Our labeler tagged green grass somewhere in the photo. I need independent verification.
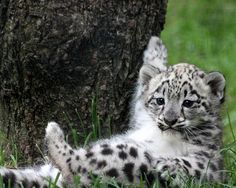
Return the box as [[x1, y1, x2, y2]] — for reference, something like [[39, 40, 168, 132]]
[[1, 0, 236, 187]]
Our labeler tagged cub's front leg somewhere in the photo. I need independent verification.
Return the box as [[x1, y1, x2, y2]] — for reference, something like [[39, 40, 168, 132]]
[[153, 153, 224, 187]]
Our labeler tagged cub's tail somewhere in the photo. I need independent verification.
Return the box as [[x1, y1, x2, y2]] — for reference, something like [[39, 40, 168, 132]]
[[0, 164, 62, 188]]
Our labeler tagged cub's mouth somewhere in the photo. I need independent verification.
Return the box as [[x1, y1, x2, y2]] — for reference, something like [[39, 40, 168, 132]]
[[158, 123, 183, 132]]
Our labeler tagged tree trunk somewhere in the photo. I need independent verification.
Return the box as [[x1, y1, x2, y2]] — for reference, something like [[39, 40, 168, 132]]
[[0, 0, 167, 162]]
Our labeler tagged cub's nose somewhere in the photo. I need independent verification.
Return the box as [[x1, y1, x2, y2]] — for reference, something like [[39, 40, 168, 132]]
[[164, 118, 177, 126]]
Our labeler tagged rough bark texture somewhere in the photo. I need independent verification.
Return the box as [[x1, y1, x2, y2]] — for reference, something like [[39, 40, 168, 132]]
[[0, 0, 167, 161]]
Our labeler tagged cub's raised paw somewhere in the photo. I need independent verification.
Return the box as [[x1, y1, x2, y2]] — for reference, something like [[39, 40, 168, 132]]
[[154, 158, 187, 187], [46, 122, 64, 143], [143, 36, 167, 71]]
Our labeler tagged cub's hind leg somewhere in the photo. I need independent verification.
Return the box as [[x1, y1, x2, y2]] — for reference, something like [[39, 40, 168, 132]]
[[0, 164, 62, 188], [45, 122, 156, 187]]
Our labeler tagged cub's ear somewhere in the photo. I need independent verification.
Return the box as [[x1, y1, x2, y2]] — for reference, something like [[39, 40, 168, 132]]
[[204, 72, 225, 102], [139, 64, 160, 85], [143, 36, 168, 71]]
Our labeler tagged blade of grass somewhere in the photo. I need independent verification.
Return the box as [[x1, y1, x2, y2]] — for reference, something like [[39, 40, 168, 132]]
[[227, 111, 235, 141]]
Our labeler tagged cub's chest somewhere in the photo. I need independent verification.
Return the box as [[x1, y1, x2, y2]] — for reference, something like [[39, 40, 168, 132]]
[[147, 135, 200, 157], [127, 126, 200, 157]]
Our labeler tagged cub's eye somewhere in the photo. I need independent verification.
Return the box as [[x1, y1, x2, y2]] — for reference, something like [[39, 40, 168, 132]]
[[183, 100, 194, 108], [156, 98, 165, 105]]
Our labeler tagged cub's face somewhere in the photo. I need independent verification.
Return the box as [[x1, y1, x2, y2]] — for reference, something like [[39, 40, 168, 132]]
[[143, 63, 225, 137]]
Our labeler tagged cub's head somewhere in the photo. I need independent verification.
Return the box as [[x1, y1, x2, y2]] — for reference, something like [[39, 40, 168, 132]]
[[139, 62, 225, 139]]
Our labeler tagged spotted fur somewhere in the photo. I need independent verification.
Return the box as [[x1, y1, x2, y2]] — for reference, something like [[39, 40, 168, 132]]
[[0, 37, 225, 187], [0, 164, 62, 188]]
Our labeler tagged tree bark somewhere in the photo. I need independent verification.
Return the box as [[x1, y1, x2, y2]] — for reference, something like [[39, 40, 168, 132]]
[[0, 0, 167, 162]]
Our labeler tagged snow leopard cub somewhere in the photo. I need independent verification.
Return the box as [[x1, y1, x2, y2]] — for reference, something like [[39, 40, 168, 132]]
[[45, 37, 225, 187]]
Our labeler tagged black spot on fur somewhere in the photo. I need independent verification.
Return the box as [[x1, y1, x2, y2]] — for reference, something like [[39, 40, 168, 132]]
[[87, 175, 92, 180], [139, 163, 148, 179], [119, 151, 127, 160], [90, 159, 97, 165], [55, 145, 59, 149], [129, 147, 138, 158], [184, 90, 187, 97], [182, 159, 192, 168], [76, 155, 80, 160], [144, 152, 152, 164], [123, 163, 134, 182], [146, 173, 156, 187], [77, 166, 81, 172], [139, 164, 148, 174], [101, 148, 113, 155], [101, 144, 109, 148], [31, 181, 40, 188], [64, 145, 67, 149], [202, 102, 209, 110], [172, 173, 177, 178], [162, 165, 169, 171], [197, 162, 204, 169], [183, 166, 189, 174], [209, 174, 214, 181], [82, 168, 87, 173], [210, 163, 217, 171], [207, 144, 217, 150], [2, 172, 16, 186], [196, 151, 211, 158], [66, 158, 71, 163], [86, 152, 94, 158], [174, 158, 180, 162], [106, 168, 119, 178], [116, 144, 125, 149], [195, 170, 201, 179], [97, 160, 107, 169], [68, 163, 74, 174], [69, 150, 74, 155], [21, 178, 30, 188], [193, 139, 202, 145]]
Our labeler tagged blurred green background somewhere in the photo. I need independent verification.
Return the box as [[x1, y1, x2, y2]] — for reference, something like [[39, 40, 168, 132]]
[[162, 0, 236, 144]]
